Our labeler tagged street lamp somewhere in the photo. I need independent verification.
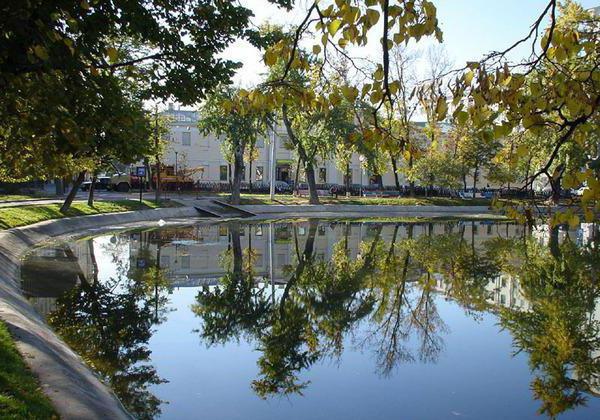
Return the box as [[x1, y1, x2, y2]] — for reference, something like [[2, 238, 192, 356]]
[[358, 155, 365, 197], [269, 126, 276, 200], [174, 151, 178, 194]]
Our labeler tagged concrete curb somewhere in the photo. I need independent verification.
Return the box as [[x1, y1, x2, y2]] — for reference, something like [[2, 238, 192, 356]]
[[0, 206, 199, 419], [241, 204, 494, 215]]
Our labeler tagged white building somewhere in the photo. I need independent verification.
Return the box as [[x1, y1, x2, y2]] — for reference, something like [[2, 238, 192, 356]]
[[162, 105, 427, 187]]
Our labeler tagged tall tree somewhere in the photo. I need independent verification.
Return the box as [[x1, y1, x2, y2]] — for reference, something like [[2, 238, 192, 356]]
[[198, 87, 271, 205]]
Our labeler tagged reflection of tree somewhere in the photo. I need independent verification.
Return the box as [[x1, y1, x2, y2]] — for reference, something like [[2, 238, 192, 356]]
[[499, 235, 600, 418], [48, 237, 168, 419], [367, 223, 447, 375], [404, 225, 500, 313], [193, 222, 271, 345]]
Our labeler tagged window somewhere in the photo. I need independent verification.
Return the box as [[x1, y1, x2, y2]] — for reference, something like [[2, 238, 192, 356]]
[[220, 165, 228, 181], [256, 166, 264, 181], [319, 167, 327, 183], [182, 131, 191, 146], [256, 138, 265, 148], [181, 255, 190, 269], [241, 166, 246, 181]]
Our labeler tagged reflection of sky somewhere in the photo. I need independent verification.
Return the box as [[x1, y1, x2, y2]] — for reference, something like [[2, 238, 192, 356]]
[[94, 235, 131, 293], [147, 287, 546, 420]]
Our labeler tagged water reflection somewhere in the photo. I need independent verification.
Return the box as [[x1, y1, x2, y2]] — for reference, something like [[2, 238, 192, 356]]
[[21, 220, 600, 419]]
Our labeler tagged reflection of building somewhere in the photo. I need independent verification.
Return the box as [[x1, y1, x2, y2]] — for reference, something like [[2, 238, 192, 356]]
[[22, 240, 96, 318], [128, 221, 526, 287]]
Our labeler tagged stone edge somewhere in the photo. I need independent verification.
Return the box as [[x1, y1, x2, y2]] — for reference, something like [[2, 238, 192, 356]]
[[0, 206, 199, 420]]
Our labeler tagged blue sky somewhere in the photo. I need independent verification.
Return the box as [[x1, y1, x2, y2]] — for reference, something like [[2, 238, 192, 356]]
[[225, 0, 598, 86]]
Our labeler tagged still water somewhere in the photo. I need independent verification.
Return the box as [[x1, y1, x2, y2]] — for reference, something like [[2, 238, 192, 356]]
[[21, 219, 600, 419]]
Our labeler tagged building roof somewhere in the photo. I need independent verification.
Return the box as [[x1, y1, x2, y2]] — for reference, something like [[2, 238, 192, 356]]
[[162, 109, 198, 123]]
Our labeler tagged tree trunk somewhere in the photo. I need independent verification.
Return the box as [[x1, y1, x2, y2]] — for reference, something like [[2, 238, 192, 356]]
[[304, 161, 319, 205], [293, 156, 301, 194], [231, 146, 244, 205], [249, 157, 253, 193], [282, 104, 319, 204], [472, 162, 479, 195], [408, 154, 415, 197], [60, 171, 86, 213], [87, 173, 97, 206], [144, 158, 153, 191], [345, 162, 351, 196], [155, 159, 161, 204], [390, 154, 401, 193]]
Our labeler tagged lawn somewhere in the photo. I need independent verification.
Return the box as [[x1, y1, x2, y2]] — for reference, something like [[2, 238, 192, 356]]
[[0, 194, 52, 202], [231, 193, 494, 207], [0, 199, 181, 230], [0, 321, 58, 419]]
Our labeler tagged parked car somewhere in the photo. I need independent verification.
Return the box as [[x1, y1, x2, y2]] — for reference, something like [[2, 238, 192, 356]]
[[274, 181, 292, 193], [81, 176, 111, 191]]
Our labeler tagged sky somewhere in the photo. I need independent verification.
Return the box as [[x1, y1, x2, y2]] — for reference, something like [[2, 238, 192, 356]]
[[222, 0, 599, 86]]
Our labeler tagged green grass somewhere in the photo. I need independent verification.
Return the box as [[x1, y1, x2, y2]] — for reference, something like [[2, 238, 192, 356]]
[[232, 193, 494, 207], [0, 194, 53, 202], [0, 321, 58, 419], [0, 199, 181, 230]]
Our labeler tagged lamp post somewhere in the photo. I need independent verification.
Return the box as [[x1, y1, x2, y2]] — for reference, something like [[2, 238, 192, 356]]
[[174, 151, 178, 194], [269, 126, 276, 200], [358, 154, 365, 197]]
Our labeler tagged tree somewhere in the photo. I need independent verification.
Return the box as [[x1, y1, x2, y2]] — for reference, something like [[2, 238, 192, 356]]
[[455, 0, 600, 215], [381, 46, 420, 195], [198, 86, 271, 205], [455, 123, 502, 193], [0, 0, 291, 204], [57, 73, 153, 212], [407, 149, 461, 194]]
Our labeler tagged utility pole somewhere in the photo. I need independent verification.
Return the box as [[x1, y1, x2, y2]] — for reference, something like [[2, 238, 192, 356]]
[[269, 126, 277, 200], [154, 105, 161, 204]]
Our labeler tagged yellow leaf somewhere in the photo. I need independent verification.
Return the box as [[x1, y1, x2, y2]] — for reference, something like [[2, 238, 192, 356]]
[[312, 45, 321, 55], [33, 45, 49, 61], [435, 97, 448, 120], [464, 70, 474, 85], [106, 47, 118, 63], [327, 20, 342, 36], [365, 9, 380, 26], [341, 85, 358, 102]]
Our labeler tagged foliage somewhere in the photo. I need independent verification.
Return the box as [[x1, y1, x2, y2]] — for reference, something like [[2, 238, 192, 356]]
[[198, 86, 271, 204]]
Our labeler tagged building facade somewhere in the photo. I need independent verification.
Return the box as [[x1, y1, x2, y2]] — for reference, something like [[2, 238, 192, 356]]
[[162, 105, 423, 187]]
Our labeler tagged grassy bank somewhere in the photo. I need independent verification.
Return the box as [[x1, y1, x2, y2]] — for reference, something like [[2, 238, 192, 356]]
[[0, 321, 58, 419], [0, 199, 181, 230], [230, 194, 494, 207]]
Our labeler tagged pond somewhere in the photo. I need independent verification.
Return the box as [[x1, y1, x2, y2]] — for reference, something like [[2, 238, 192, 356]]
[[20, 219, 600, 419]]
